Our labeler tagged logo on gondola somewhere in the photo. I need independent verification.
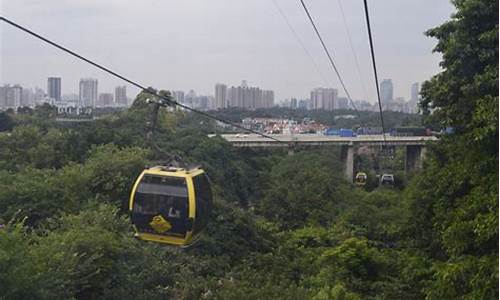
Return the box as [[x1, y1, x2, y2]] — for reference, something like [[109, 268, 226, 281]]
[[150, 215, 172, 233]]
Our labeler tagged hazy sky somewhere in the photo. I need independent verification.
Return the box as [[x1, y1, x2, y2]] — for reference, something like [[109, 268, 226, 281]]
[[1, 0, 455, 102]]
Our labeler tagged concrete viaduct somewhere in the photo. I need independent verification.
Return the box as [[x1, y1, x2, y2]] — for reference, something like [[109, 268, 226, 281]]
[[213, 134, 438, 180]]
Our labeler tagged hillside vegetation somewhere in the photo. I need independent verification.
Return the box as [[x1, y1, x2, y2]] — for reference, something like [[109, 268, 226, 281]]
[[0, 0, 497, 299]]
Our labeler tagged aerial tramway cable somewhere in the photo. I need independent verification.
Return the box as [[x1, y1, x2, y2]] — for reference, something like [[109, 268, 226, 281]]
[[271, 0, 330, 87], [336, 0, 370, 104], [298, 0, 361, 118], [361, 0, 388, 144], [0, 15, 232, 247], [0, 16, 284, 144]]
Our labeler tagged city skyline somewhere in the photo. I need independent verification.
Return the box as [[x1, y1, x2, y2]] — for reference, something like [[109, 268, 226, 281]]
[[0, 72, 420, 113], [0, 75, 132, 109], [2, 0, 454, 101], [0, 76, 420, 114], [1, 76, 420, 106]]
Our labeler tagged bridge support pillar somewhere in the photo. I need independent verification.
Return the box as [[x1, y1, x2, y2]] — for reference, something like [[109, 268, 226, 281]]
[[405, 145, 426, 173], [341, 144, 354, 181]]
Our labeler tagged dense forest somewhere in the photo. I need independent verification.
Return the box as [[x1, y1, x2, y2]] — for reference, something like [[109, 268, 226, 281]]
[[0, 0, 497, 299]]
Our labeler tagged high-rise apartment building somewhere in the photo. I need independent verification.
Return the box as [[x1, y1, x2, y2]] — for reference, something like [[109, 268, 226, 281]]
[[226, 81, 273, 109], [21, 88, 35, 107], [47, 77, 62, 102], [408, 82, 420, 114], [226, 86, 239, 108], [10, 85, 22, 108], [79, 78, 98, 107], [0, 86, 7, 108], [410, 82, 419, 102], [310, 88, 337, 111], [0, 85, 23, 108], [215, 83, 227, 109], [262, 90, 274, 108], [380, 79, 393, 103], [115, 86, 127, 106]]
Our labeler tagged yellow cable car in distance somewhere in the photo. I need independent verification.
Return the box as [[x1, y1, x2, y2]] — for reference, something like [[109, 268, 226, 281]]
[[129, 166, 212, 247], [355, 172, 368, 186]]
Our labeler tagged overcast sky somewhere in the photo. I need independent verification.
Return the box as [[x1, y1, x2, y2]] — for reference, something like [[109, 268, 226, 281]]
[[1, 0, 455, 102]]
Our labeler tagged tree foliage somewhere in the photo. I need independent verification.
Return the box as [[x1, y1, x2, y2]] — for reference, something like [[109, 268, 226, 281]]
[[0, 2, 497, 298], [410, 0, 498, 297]]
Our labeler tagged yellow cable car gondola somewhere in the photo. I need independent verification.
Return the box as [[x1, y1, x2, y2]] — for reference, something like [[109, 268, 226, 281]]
[[355, 172, 367, 186], [129, 166, 212, 247]]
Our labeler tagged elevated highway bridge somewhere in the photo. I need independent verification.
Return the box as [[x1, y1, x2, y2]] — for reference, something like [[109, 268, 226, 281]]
[[212, 134, 439, 180], [217, 134, 436, 147]]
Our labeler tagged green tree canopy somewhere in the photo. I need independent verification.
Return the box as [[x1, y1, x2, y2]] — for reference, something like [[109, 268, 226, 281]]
[[408, 0, 498, 298]]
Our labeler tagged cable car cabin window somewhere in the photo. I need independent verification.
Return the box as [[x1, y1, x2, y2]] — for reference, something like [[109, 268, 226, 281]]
[[192, 174, 212, 235], [133, 175, 189, 237]]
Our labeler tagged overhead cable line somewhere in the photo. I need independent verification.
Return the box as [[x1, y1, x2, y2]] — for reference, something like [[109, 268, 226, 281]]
[[271, 0, 330, 87], [361, 0, 387, 143], [0, 16, 284, 143], [298, 0, 360, 118], [336, 0, 370, 103]]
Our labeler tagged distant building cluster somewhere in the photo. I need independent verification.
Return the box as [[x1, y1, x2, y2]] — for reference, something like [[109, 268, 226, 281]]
[[279, 80, 420, 114], [309, 87, 350, 111], [1, 76, 421, 114], [172, 90, 215, 111], [214, 81, 274, 110], [171, 81, 274, 111], [0, 77, 131, 111], [378, 79, 420, 113], [310, 88, 336, 110], [0, 84, 46, 108], [276, 79, 420, 114], [242, 117, 326, 134]]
